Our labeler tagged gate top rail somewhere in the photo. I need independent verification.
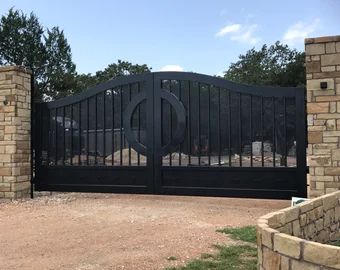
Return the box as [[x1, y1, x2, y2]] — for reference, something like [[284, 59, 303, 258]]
[[42, 72, 304, 109]]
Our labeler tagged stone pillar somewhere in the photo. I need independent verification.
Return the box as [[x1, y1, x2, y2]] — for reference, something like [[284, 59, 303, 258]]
[[306, 35, 340, 197], [0, 66, 31, 199]]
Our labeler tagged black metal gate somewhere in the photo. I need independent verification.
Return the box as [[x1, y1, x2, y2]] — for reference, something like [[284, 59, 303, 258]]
[[33, 72, 306, 199]]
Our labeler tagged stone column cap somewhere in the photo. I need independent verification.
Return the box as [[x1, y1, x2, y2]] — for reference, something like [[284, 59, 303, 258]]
[[0, 65, 32, 74], [305, 35, 340, 44]]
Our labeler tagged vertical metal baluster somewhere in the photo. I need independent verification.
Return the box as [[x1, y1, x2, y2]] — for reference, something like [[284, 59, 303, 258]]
[[63, 106, 66, 165], [178, 81, 182, 166], [120, 87, 123, 166], [137, 83, 141, 166], [111, 89, 115, 166], [273, 97, 276, 167], [95, 95, 98, 165], [87, 98, 89, 165], [198, 82, 201, 166], [228, 91, 231, 167], [128, 85, 131, 166], [218, 87, 221, 166], [161, 81, 164, 165], [169, 80, 172, 166], [70, 104, 73, 165], [188, 81, 191, 165], [47, 109, 50, 166], [78, 102, 81, 165], [261, 97, 264, 167], [239, 93, 242, 167], [250, 95, 253, 167], [208, 85, 211, 166], [103, 91, 106, 165], [283, 97, 287, 167], [38, 106, 43, 167]]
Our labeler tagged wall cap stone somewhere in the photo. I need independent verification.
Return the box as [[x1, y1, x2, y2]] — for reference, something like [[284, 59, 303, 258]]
[[305, 35, 340, 44], [0, 65, 32, 74]]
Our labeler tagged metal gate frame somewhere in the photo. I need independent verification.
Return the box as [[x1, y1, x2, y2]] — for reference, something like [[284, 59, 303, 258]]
[[33, 72, 307, 199]]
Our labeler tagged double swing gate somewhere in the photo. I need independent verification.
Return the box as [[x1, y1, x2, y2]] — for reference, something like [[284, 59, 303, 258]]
[[33, 72, 307, 199]]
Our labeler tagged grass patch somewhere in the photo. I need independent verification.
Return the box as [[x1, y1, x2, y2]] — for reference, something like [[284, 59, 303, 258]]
[[165, 244, 257, 270], [329, 240, 340, 247], [216, 226, 257, 244], [165, 226, 258, 270]]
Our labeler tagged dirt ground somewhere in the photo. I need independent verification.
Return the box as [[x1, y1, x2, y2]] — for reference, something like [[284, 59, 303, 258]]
[[0, 193, 289, 270]]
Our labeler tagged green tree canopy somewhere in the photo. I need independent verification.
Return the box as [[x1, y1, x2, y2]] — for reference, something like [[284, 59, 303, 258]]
[[0, 9, 152, 100], [72, 60, 151, 94], [0, 8, 76, 100], [223, 41, 305, 87]]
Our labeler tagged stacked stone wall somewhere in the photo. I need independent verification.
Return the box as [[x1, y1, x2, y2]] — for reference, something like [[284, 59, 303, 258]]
[[306, 35, 340, 197], [257, 190, 340, 269], [0, 66, 31, 199]]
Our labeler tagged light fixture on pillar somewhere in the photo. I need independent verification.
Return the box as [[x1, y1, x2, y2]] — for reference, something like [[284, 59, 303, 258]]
[[320, 82, 328, 90]]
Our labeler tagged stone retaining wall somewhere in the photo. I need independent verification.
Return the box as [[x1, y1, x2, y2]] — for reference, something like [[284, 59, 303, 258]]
[[257, 190, 340, 269]]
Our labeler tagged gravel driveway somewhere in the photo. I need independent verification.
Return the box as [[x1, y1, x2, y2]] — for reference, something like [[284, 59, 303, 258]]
[[0, 193, 288, 270]]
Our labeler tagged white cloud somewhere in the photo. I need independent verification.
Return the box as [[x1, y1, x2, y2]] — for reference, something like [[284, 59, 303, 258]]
[[215, 24, 241, 37], [283, 19, 320, 46], [215, 23, 260, 45], [160, 65, 183, 72]]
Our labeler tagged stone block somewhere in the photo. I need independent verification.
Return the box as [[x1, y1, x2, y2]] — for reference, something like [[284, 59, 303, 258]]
[[335, 206, 340, 221], [323, 194, 338, 210], [332, 149, 340, 160], [325, 119, 336, 130], [316, 95, 340, 102], [315, 218, 324, 231], [306, 61, 321, 73], [326, 42, 337, 54], [262, 247, 281, 270], [309, 156, 331, 167], [303, 241, 340, 268], [314, 71, 340, 79], [261, 228, 278, 249], [292, 220, 301, 237], [0, 154, 11, 163], [307, 78, 334, 91], [321, 53, 340, 66], [291, 260, 320, 270], [300, 213, 307, 226], [280, 256, 289, 270], [306, 43, 325, 55], [0, 183, 11, 192], [315, 167, 324, 176], [307, 102, 329, 113], [325, 167, 340, 175], [273, 233, 301, 259], [317, 113, 340, 119], [11, 181, 30, 192], [321, 66, 336, 72], [308, 132, 323, 143]]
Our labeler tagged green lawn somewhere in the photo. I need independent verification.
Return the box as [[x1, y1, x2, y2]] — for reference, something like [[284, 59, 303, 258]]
[[329, 240, 340, 247], [165, 226, 257, 270]]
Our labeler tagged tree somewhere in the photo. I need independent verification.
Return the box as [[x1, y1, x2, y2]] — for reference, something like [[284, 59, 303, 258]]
[[223, 41, 305, 87], [0, 8, 76, 100], [72, 60, 151, 93]]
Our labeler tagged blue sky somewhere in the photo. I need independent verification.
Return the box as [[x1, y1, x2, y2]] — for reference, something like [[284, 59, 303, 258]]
[[1, 0, 340, 76]]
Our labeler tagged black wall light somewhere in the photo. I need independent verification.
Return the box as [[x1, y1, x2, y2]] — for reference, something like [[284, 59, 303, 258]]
[[320, 81, 328, 89]]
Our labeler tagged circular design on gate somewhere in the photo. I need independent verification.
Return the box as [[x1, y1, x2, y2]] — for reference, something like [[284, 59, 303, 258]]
[[160, 90, 186, 156], [123, 92, 147, 156], [124, 90, 186, 157]]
